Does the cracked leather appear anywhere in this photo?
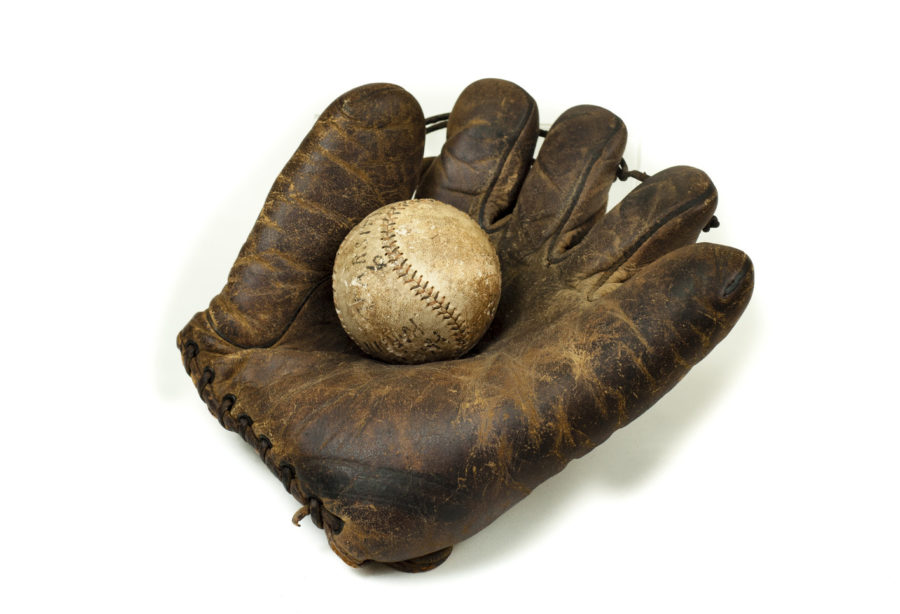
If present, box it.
[177,78,754,572]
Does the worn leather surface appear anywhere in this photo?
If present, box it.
[177,79,754,571]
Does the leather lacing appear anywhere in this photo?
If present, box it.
[292,497,325,529]
[425,113,719,233]
[177,337,343,536]
[292,497,343,533]
[615,158,650,183]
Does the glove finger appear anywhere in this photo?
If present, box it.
[207,84,424,348]
[562,242,753,444]
[499,105,626,261]
[563,166,718,298]
[416,79,539,232]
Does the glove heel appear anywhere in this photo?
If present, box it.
[385,546,453,573]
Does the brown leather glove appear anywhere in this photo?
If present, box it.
[177,79,753,572]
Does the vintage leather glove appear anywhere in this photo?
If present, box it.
[177,79,754,572]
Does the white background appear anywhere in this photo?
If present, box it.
[2,1,898,611]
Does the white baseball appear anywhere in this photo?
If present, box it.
[332,198,501,364]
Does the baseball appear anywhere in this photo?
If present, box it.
[332,198,501,364]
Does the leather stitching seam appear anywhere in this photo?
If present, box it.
[177,336,344,536]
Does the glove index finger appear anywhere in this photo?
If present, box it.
[416,79,539,232]
[209,84,425,349]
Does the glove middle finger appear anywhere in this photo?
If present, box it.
[499,104,626,264]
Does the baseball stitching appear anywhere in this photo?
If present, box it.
[379,202,469,351]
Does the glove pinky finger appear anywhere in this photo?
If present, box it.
[572,242,753,437]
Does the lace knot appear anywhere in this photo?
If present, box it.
[293,497,324,529]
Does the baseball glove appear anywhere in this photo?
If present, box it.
[177,79,753,572]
